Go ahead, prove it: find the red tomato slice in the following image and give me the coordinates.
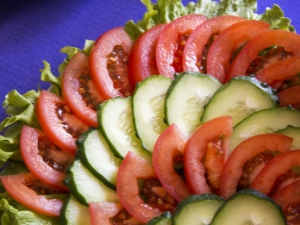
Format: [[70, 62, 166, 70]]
[[62, 52, 103, 127], [219, 133, 292, 199], [152, 123, 190, 202], [117, 151, 177, 224], [128, 23, 167, 88], [36, 90, 89, 155], [278, 85, 300, 109], [20, 125, 74, 192], [1, 173, 64, 217], [89, 27, 133, 100], [227, 30, 300, 81], [184, 116, 232, 194], [272, 180, 300, 224], [251, 150, 300, 196], [255, 56, 300, 88], [89, 202, 142, 225], [156, 14, 206, 78], [206, 20, 270, 83], [183, 15, 245, 78]]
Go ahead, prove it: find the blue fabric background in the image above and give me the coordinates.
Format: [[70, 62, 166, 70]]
[[0, 0, 299, 121]]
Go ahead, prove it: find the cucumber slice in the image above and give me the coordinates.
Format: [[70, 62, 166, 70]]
[[147, 212, 173, 225], [77, 128, 122, 189], [202, 76, 278, 126], [276, 125, 300, 150], [210, 189, 285, 225], [173, 194, 224, 225], [60, 195, 91, 225], [98, 97, 152, 163], [133, 76, 172, 152], [64, 159, 118, 206], [165, 72, 221, 137], [229, 107, 300, 154]]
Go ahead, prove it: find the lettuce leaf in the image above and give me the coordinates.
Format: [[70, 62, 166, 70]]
[[124, 0, 295, 41]]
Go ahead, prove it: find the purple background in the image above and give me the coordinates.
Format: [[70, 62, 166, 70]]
[[0, 0, 299, 122]]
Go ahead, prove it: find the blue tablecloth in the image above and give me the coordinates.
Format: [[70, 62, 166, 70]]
[[0, 0, 299, 121]]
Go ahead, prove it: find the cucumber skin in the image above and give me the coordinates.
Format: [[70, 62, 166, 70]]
[[76, 128, 121, 190], [147, 212, 173, 225], [211, 189, 286, 225]]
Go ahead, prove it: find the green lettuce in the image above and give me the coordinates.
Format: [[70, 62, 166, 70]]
[[124, 0, 295, 41]]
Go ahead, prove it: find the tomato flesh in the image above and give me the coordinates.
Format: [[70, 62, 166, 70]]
[[117, 151, 177, 223], [62, 52, 103, 127], [184, 116, 232, 194], [36, 90, 89, 155], [1, 173, 64, 217], [156, 14, 206, 78], [152, 123, 190, 202], [183, 15, 245, 78], [20, 125, 74, 192], [206, 20, 270, 83], [219, 133, 292, 199], [89, 27, 133, 100]]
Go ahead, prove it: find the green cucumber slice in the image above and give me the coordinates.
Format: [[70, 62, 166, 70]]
[[229, 107, 300, 154], [210, 189, 285, 225], [147, 212, 173, 225], [173, 194, 224, 225], [165, 72, 221, 137], [64, 159, 118, 206], [77, 128, 122, 189], [276, 125, 300, 150], [60, 195, 91, 225], [133, 76, 172, 152], [97, 96, 152, 163], [202, 75, 278, 126]]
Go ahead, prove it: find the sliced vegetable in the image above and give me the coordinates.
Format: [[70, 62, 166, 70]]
[[278, 85, 300, 109]]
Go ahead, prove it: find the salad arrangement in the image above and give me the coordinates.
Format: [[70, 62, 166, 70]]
[[0, 0, 300, 224]]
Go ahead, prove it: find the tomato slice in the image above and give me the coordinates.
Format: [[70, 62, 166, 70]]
[[277, 85, 300, 109], [89, 27, 133, 100], [89, 202, 143, 225], [156, 14, 206, 78], [219, 133, 292, 199], [117, 151, 177, 224], [206, 20, 270, 83], [152, 123, 190, 202], [251, 150, 300, 196], [20, 125, 74, 192], [62, 52, 103, 127], [227, 30, 300, 81], [255, 56, 300, 88], [183, 15, 245, 77], [184, 116, 232, 194], [128, 23, 167, 88], [36, 90, 89, 155], [272, 180, 300, 225], [1, 173, 64, 217]]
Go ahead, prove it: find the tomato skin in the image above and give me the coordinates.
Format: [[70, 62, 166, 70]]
[[62, 52, 103, 127], [89, 27, 133, 100], [183, 15, 245, 77], [206, 20, 270, 83], [251, 150, 300, 196], [184, 116, 232, 194], [227, 30, 300, 81], [20, 126, 73, 192], [156, 14, 206, 78], [36, 90, 89, 155], [219, 133, 292, 199], [128, 23, 167, 88], [277, 85, 300, 109], [255, 56, 300, 88], [1, 173, 64, 217], [117, 151, 163, 224], [152, 123, 190, 202]]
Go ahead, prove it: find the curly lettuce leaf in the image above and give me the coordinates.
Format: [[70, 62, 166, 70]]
[[125, 0, 295, 41]]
